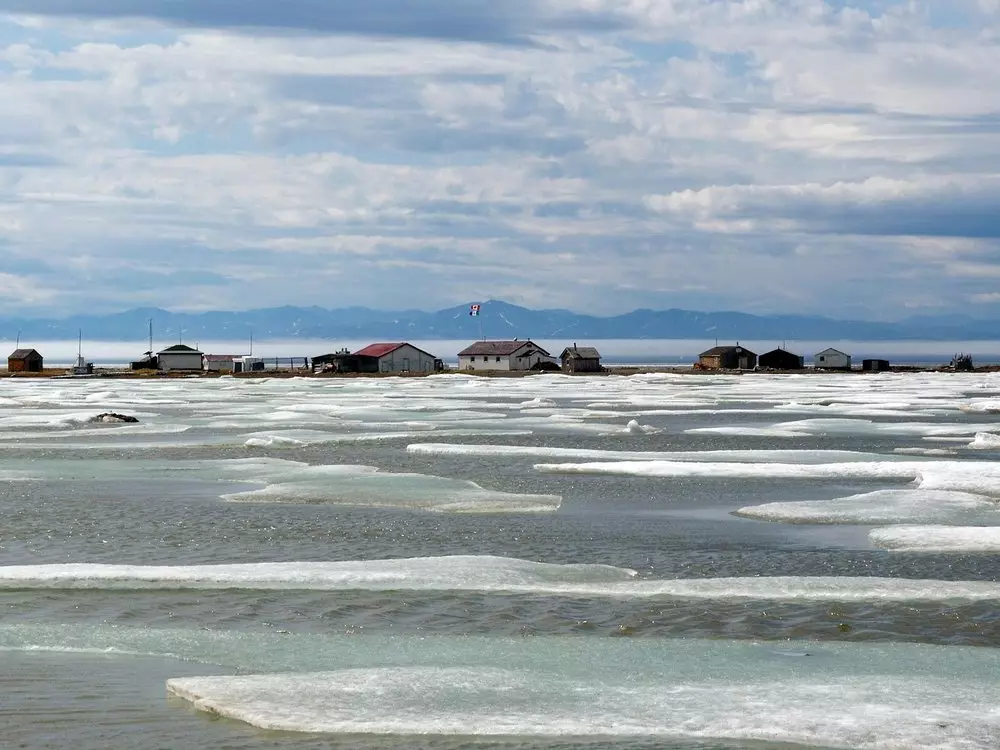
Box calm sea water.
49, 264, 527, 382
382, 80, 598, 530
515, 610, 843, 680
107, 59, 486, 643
1, 373, 999, 748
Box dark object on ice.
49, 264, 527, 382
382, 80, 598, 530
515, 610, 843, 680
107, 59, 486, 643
951, 353, 974, 371
91, 413, 139, 424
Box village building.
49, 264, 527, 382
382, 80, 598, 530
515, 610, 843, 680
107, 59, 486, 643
157, 344, 204, 372
353, 343, 439, 374
814, 348, 852, 370
204, 354, 240, 373
312, 350, 378, 374
560, 344, 602, 373
758, 348, 804, 370
862, 358, 891, 372
8, 348, 43, 373
697, 345, 757, 370
458, 340, 556, 372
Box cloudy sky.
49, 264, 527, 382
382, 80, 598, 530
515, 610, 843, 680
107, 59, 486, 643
1, 1, 999, 319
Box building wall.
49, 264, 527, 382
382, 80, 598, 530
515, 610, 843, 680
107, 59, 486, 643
8, 356, 42, 372
204, 360, 234, 372
159, 353, 204, 371
377, 344, 437, 373
815, 351, 851, 369
459, 354, 513, 371
513, 350, 553, 371
564, 357, 601, 373
698, 355, 723, 370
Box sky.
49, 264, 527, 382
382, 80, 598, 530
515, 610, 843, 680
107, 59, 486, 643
1, 1, 999, 320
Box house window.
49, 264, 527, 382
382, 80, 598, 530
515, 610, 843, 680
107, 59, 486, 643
496, 356, 501, 362
470, 356, 476, 362
819, 356, 825, 362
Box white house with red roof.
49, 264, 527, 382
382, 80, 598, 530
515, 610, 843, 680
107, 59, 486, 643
353, 342, 438, 373
457, 340, 555, 372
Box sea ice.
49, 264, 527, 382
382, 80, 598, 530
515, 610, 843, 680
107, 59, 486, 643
734, 489, 998, 525
2, 557, 998, 601
869, 525, 1000, 552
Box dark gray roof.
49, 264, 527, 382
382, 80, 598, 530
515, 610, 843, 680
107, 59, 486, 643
9, 348, 41, 359
561, 346, 601, 359
699, 346, 757, 357
459, 340, 547, 357
158, 344, 203, 354
761, 348, 801, 357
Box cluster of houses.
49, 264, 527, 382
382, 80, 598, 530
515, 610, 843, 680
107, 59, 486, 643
132, 340, 602, 374
5, 340, 889, 375
697, 345, 890, 372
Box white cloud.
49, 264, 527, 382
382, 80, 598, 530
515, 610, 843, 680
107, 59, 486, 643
0, 2, 999, 318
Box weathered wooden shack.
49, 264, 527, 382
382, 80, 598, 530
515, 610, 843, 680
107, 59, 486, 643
698, 345, 757, 370
8, 348, 43, 372
560, 344, 602, 373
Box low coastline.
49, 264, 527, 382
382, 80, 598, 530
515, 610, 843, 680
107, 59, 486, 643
4, 364, 997, 379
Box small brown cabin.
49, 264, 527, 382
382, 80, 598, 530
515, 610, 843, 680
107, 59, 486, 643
698, 345, 757, 370
8, 348, 43, 373
560, 344, 602, 373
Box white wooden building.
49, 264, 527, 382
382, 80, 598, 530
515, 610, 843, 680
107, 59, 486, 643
458, 340, 555, 372
204, 354, 239, 373
353, 343, 438, 373
814, 348, 852, 370
157, 344, 204, 372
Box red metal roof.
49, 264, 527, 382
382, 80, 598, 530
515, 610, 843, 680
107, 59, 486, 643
354, 343, 407, 358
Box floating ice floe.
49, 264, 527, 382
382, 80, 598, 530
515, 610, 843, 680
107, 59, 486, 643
735, 490, 999, 525
166, 655, 1000, 745
689, 417, 1000, 439
622, 419, 660, 435
869, 525, 1000, 553
221, 471, 560, 513
1, 622, 997, 748
407, 443, 893, 464
533, 459, 1000, 496
968, 433, 1000, 450
2, 556, 999, 601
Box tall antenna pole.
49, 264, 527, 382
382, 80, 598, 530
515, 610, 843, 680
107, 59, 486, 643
249, 330, 254, 356
148, 318, 153, 354
15, 330, 20, 348
78, 329, 82, 358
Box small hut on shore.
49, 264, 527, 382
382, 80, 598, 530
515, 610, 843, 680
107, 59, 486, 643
560, 344, 602, 373
698, 345, 757, 370
759, 348, 804, 370
8, 348, 43, 372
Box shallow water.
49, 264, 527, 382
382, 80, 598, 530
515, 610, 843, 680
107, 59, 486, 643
2, 373, 1000, 748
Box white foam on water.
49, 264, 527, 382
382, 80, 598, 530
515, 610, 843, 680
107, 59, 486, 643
166, 665, 1000, 746
407, 443, 892, 463
968, 433, 1000, 450
870, 525, 1000, 552
735, 490, 999, 525
1, 557, 998, 601
534, 459, 1000, 496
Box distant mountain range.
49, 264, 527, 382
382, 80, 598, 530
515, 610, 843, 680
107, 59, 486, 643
1, 301, 996, 343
